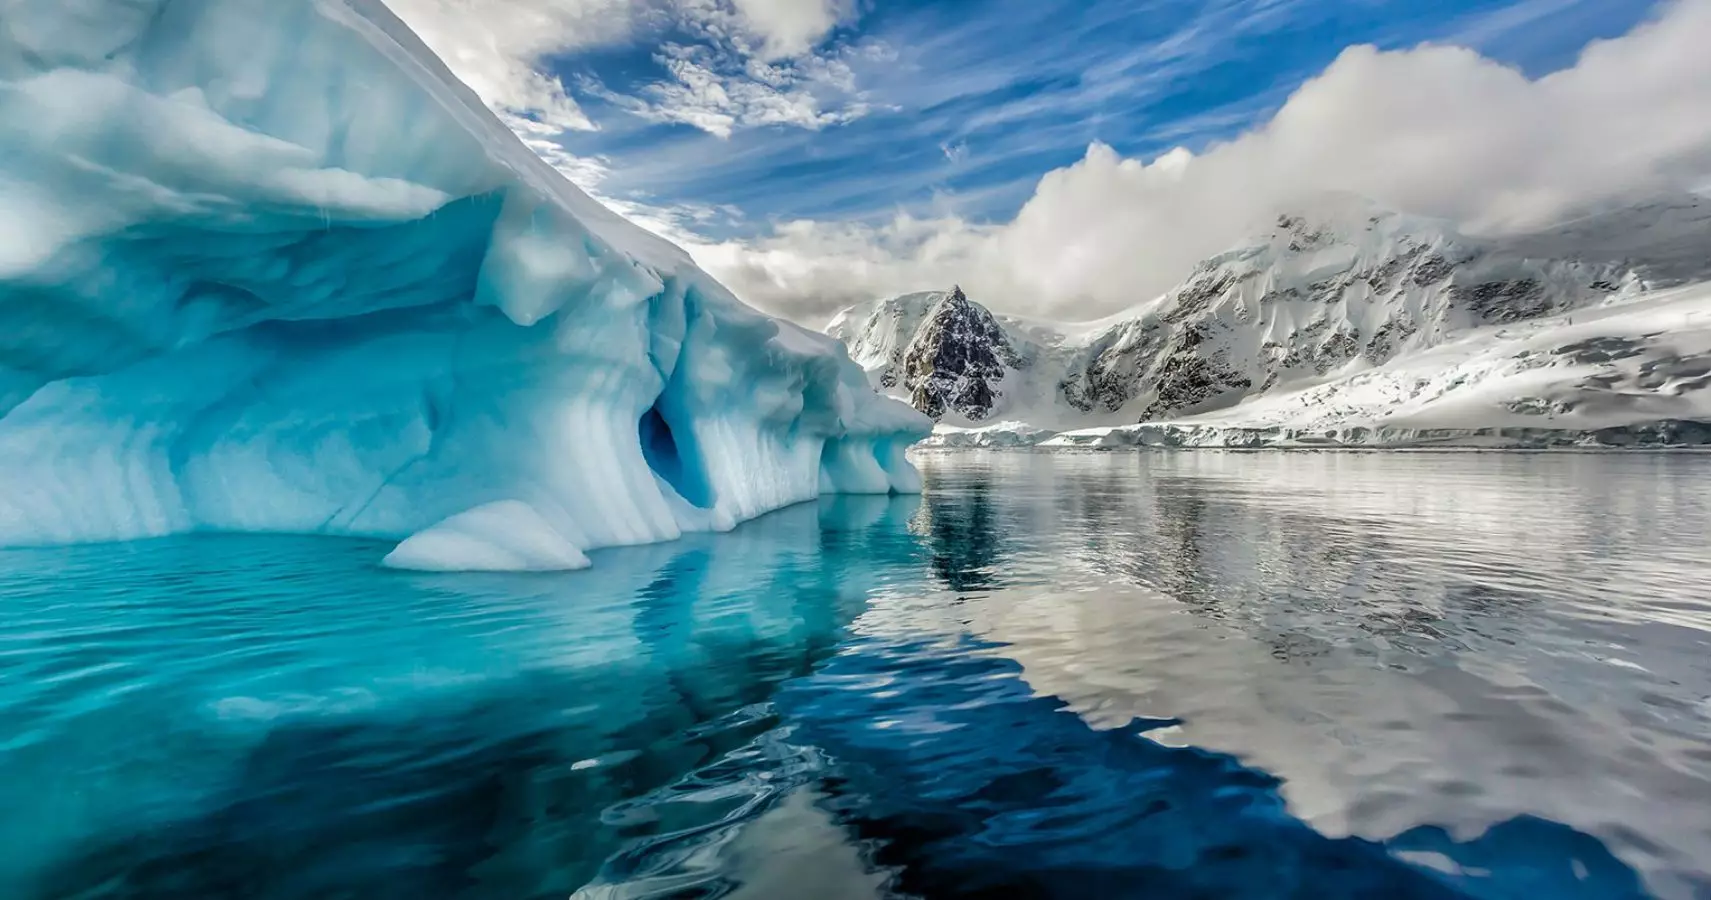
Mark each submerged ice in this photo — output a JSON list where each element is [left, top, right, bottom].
[[0, 0, 927, 570]]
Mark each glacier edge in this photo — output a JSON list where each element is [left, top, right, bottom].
[[0, 0, 929, 571]]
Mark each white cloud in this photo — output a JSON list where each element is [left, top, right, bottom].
[[668, 0, 849, 58], [728, 0, 848, 58], [382, 0, 644, 131], [494, 107, 733, 250], [386, 0, 866, 138], [684, 0, 1711, 324], [684, 213, 991, 311], [590, 42, 871, 138], [499, 110, 615, 187]]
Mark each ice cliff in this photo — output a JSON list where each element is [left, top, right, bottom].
[[0, 0, 928, 570]]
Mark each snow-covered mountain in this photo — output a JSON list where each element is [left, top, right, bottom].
[[828, 286, 1026, 421], [828, 194, 1711, 446]]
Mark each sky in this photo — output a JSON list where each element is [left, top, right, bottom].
[[383, 0, 1710, 323]]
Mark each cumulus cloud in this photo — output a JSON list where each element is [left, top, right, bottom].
[[684, 0, 1711, 324], [728, 0, 849, 59], [671, 0, 849, 58], [382, 0, 639, 131]]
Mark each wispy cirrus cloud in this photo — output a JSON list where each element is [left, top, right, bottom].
[[382, 0, 1697, 331], [383, 0, 868, 139], [682, 0, 1711, 324], [580, 39, 878, 139]]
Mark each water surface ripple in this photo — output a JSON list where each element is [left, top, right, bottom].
[[2, 452, 1708, 898]]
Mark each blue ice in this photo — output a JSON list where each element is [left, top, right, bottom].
[[0, 0, 927, 571]]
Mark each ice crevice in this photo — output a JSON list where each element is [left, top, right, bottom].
[[0, 0, 929, 571]]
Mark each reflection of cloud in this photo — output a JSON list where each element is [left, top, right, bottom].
[[897, 451, 1711, 895]]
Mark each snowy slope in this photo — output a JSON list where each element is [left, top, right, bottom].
[[0, 0, 928, 570], [831, 194, 1711, 447], [1045, 283, 1711, 448]]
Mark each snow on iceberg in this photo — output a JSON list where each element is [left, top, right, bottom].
[[0, 0, 928, 570]]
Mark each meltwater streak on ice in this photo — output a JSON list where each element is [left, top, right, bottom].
[[0, 0, 927, 571]]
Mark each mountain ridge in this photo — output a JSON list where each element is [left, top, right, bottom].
[[826, 194, 1711, 444]]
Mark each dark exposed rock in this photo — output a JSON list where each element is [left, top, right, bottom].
[[1308, 274, 1356, 304], [899, 286, 1022, 421], [1454, 278, 1549, 323], [1363, 243, 1426, 293], [1061, 323, 1163, 414], [1553, 335, 1651, 365], [1410, 253, 1455, 287], [1316, 331, 1361, 373], [1506, 397, 1576, 416], [1364, 318, 1419, 364], [1140, 351, 1253, 421], [1163, 271, 1238, 324]]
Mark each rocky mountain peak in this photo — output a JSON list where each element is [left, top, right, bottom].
[[898, 287, 1024, 421], [830, 287, 1027, 423]]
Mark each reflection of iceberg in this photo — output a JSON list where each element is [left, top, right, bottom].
[[14, 495, 924, 898], [0, 0, 927, 571]]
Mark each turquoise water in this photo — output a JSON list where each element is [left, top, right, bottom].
[[2, 452, 1709, 898]]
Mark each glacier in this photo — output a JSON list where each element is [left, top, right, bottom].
[[0, 0, 928, 570]]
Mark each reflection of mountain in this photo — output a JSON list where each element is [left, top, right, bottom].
[[913, 461, 1009, 594], [1030, 452, 1662, 654], [945, 449, 1711, 673], [901, 452, 1711, 896]]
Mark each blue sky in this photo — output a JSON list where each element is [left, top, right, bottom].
[[392, 0, 1705, 320], [542, 0, 1663, 238]]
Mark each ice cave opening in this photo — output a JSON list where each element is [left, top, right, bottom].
[[639, 403, 714, 510]]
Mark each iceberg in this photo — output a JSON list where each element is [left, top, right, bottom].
[[0, 0, 928, 570]]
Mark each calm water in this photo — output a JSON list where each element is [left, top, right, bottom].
[[2, 452, 1710, 899]]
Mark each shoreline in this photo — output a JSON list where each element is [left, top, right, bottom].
[[914, 419, 1711, 452]]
